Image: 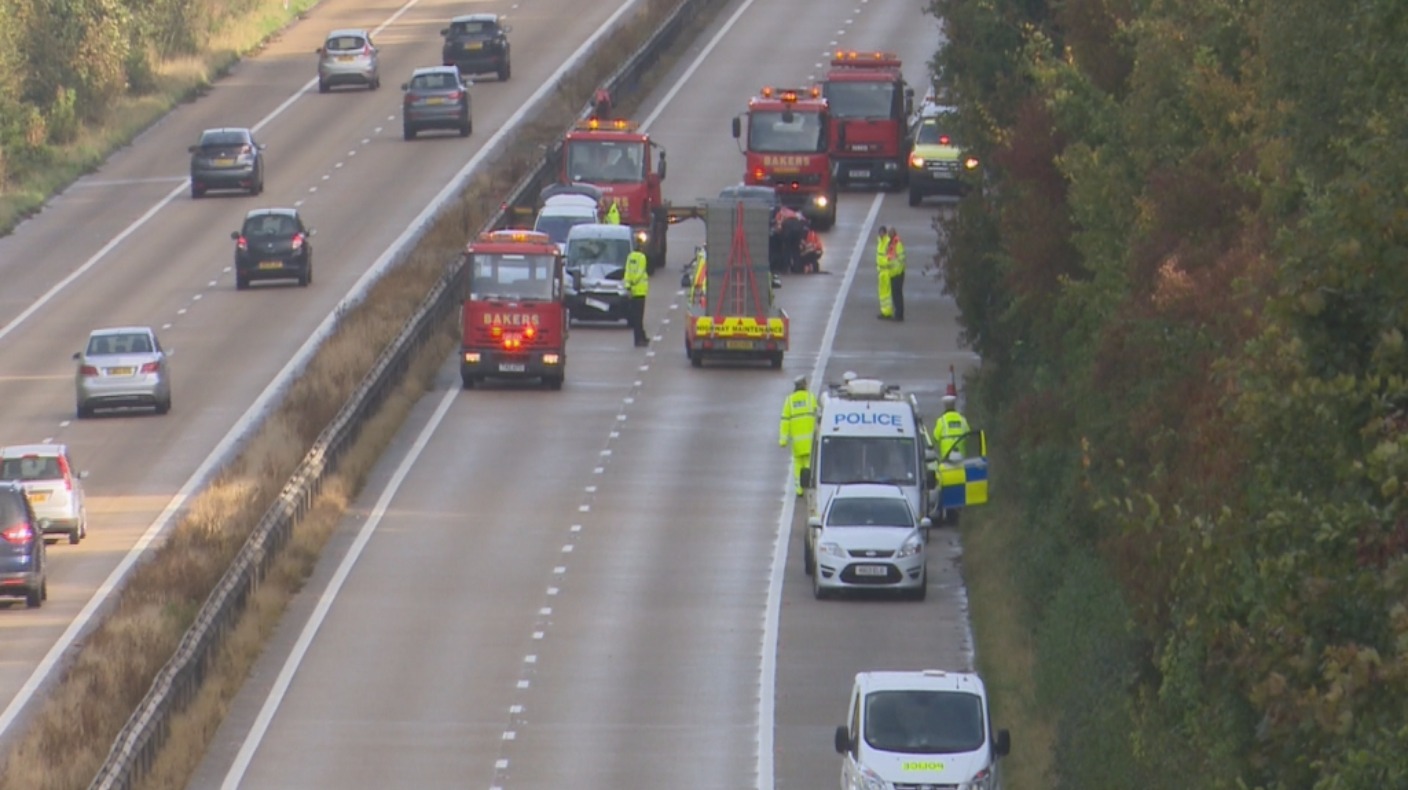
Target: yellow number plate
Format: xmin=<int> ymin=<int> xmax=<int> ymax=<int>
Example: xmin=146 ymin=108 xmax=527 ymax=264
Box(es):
xmin=725 ymin=340 xmax=755 ymax=350
xmin=108 ymin=367 xmax=135 ymax=376
xmin=27 ymin=492 xmax=50 ymax=503
xmin=465 ymin=42 xmax=483 ymax=50
xmin=259 ymin=261 xmax=282 ymax=270
xmin=214 ymin=158 xmax=235 ymax=166
xmin=426 ymin=97 xmax=446 ymax=105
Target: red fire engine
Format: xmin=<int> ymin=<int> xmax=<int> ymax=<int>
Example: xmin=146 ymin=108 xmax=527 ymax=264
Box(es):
xmin=733 ymin=85 xmax=837 ymax=230
xmin=821 ymin=51 xmax=914 ymax=190
xmin=460 ymin=230 xmax=568 ymax=390
xmin=558 ymin=117 xmax=669 ymax=273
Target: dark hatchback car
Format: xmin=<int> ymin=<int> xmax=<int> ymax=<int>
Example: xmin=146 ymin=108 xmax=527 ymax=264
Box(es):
xmin=189 ymin=127 xmax=265 ymax=198
xmin=232 ymin=208 xmax=315 ymax=289
xmin=401 ymin=67 xmax=473 ymax=140
xmin=441 ymin=13 xmax=511 ymax=81
xmin=0 ymin=482 xmax=47 ymax=609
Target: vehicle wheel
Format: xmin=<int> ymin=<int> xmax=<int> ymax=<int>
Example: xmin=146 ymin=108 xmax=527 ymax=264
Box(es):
xmin=190 ymin=183 xmax=204 ymax=199
xmin=155 ymin=396 xmax=171 ymax=416
xmin=770 ymin=352 xmax=784 ymax=369
xmin=370 ymin=77 xmax=380 ymax=90
xmin=498 ymin=59 xmax=510 ymax=81
xmin=41 ymin=578 xmax=47 ymax=601
xmin=544 ymin=376 xmax=564 ymax=391
xmin=26 ymin=585 xmax=42 ymax=608
xmin=803 ymin=537 xmax=814 ymax=576
xmin=690 ymin=351 xmax=703 ymax=368
xmin=236 ymin=274 xmax=249 ymax=291
xmin=909 ymin=187 xmax=922 ymax=207
xmin=318 ymin=79 xmax=329 ymax=94
xmin=68 ymin=528 xmax=80 ymax=546
xmin=299 ymin=265 xmax=311 ymax=287
xmin=78 ymin=519 xmax=86 ymax=541
xmin=461 ymin=372 xmax=476 ymax=389
xmin=76 ymin=402 xmax=92 ymax=420
xmin=812 ymin=569 xmax=828 ymax=600
xmin=403 ymin=124 xmax=416 ymax=141
xmin=910 ymin=572 xmax=928 ymax=601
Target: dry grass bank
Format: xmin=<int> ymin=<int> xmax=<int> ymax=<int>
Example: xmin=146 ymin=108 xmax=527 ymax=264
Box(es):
xmin=0 ymin=0 xmax=322 ymax=234
xmin=962 ymin=506 xmax=1057 ymax=789
xmin=0 ymin=2 xmax=704 ymax=788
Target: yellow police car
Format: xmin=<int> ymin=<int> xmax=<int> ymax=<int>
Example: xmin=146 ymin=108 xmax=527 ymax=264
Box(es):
xmin=906 ymin=103 xmax=979 ymax=206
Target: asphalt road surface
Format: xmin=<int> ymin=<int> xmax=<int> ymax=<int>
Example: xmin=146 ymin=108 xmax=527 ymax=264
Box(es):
xmin=189 ymin=0 xmax=980 ymax=788
xmin=0 ymin=0 xmax=650 ymax=749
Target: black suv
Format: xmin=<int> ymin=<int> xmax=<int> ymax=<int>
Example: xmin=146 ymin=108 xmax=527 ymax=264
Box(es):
xmin=0 ymin=482 xmax=47 ymax=608
xmin=231 ymin=208 xmax=315 ymax=289
xmin=441 ymin=13 xmax=511 ymax=81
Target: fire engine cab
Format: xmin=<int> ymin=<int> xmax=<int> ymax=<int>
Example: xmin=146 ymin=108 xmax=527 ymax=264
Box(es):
xmin=821 ymin=51 xmax=914 ymax=190
xmin=558 ymin=117 xmax=669 ymax=274
xmin=460 ymin=230 xmax=568 ymax=390
xmin=733 ymin=85 xmax=837 ymax=230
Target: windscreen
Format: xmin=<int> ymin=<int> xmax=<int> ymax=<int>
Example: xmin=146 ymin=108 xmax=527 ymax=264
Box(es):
xmin=566 ymin=140 xmax=646 ymax=183
xmin=471 ymin=253 xmax=556 ymax=301
xmin=567 ymin=237 xmax=632 ymax=267
xmin=864 ymin=690 xmax=985 ymax=754
xmin=824 ymin=81 xmax=899 ymax=119
xmin=825 ymin=497 xmax=914 ymax=528
xmin=817 ymin=436 xmax=917 ymax=485
xmin=747 ymin=110 xmax=826 ymax=153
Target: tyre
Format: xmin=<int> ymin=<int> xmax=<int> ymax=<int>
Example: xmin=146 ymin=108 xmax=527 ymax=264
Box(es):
xmin=770 ymin=352 xmax=784 ymax=369
xmin=236 ymin=274 xmax=249 ymax=291
xmin=803 ymin=537 xmax=815 ymax=576
xmin=318 ymin=79 xmax=329 ymax=94
xmin=26 ymin=584 xmax=41 ymax=608
xmin=909 ymin=187 xmax=922 ymax=207
xmin=498 ymin=59 xmax=510 ymax=81
xmin=544 ymin=375 xmax=564 ymax=391
xmin=370 ymin=77 xmax=380 ymax=90
xmin=76 ymin=401 xmax=92 ymax=420
xmin=460 ymin=372 xmax=476 ymax=389
xmin=812 ymin=570 xmax=828 ymax=600
xmin=298 ymin=263 xmax=311 ymax=287
xmin=403 ymin=124 xmax=416 ymax=141
xmin=459 ymin=119 xmax=471 ymax=137
xmin=690 ymin=351 xmax=703 ymax=368
xmin=190 ymin=183 xmax=204 ymax=199
xmin=909 ymin=572 xmax=928 ymax=602
xmin=68 ymin=527 xmax=80 ymax=545
xmin=155 ymin=396 xmax=171 ymax=416
xmin=78 ymin=519 xmax=86 ymax=542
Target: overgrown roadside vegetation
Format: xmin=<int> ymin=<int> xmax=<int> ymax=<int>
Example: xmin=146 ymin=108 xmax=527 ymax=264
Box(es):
xmin=0 ymin=2 xmax=714 ymax=787
xmin=0 ymin=0 xmax=322 ymax=234
xmin=926 ymin=0 xmax=1408 ymax=786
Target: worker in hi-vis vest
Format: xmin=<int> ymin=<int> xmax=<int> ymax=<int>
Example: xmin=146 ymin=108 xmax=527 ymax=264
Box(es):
xmin=779 ymin=375 xmax=819 ymax=496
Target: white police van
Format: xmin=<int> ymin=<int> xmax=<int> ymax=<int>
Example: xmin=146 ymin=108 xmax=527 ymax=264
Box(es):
xmin=801 ymin=376 xmax=936 ymax=573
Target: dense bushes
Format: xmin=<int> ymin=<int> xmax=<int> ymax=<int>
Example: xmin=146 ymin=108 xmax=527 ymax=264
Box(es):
xmin=927 ymin=0 xmax=1408 ymax=786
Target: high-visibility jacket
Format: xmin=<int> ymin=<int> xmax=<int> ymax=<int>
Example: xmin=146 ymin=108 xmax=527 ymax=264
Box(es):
xmin=887 ymin=234 xmax=906 ymax=275
xmin=779 ymin=389 xmax=818 ymax=454
xmin=624 ymin=250 xmax=649 ymax=297
xmin=689 ymin=249 xmax=708 ymax=306
xmin=605 ymin=202 xmax=622 ymax=225
xmin=934 ymin=409 xmax=970 ymax=457
xmin=875 ymin=234 xmax=890 ymax=272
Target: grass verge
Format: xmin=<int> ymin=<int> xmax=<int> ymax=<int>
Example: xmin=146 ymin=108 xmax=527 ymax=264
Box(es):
xmin=0 ymin=0 xmax=321 ymax=235
xmin=0 ymin=1 xmax=715 ymax=787
xmin=962 ymin=504 xmax=1057 ymax=789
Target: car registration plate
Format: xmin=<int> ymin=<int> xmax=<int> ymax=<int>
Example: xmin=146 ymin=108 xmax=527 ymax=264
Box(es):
xmin=849 ymin=168 xmax=871 ymax=179
xmin=259 ymin=261 xmax=283 ymax=270
xmin=584 ymin=297 xmax=610 ymax=312
xmin=854 ymin=565 xmax=888 ymax=576
xmin=725 ymin=340 xmax=754 ymax=350
xmin=107 ymin=366 xmax=135 ymax=376
xmin=215 ymin=158 xmax=235 ymax=166
xmin=426 ymin=97 xmax=446 ymax=105
xmin=465 ymin=42 xmax=483 ymax=50
xmin=27 ymin=491 xmax=49 ymax=503
xmin=499 ymin=362 xmax=526 ymax=373
xmin=337 ymin=55 xmax=355 ymax=62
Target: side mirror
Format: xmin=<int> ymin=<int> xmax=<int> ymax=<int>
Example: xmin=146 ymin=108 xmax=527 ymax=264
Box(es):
xmin=807 ymin=516 xmax=821 ymax=528
xmin=919 ymin=517 xmax=933 ymax=529
xmin=230 ymin=231 xmax=240 ymax=240
xmin=79 ymin=470 xmax=91 ymax=480
xmin=316 ymin=47 xmax=324 ymax=54
xmin=187 ymin=145 xmax=198 ymax=153
xmin=834 ymin=725 xmax=851 ymax=755
xmin=994 ymin=728 xmax=1011 ymax=757
xmin=799 ymin=467 xmax=812 ymax=488
xmin=257 ymin=143 xmax=267 ymax=150
xmin=731 ymin=117 xmax=742 ymax=139
xmin=440 ymin=28 xmax=450 ymax=36
xmin=657 ymin=150 xmax=667 ymax=180
xmin=72 ymin=351 xmax=81 ymax=361
xmin=401 ymin=83 xmax=409 ymax=90
xmin=37 ymin=518 xmax=52 ymax=533
xmin=307 ymin=228 xmax=317 ymax=237
xmin=503 ymin=25 xmax=513 ymax=33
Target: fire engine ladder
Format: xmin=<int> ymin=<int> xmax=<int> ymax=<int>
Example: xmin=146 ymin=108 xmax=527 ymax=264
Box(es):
xmin=714 ymin=200 xmax=768 ymax=325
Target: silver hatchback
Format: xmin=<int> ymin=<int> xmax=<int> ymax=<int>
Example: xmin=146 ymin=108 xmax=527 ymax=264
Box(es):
xmin=317 ymin=29 xmax=380 ymax=92
xmin=74 ymin=326 xmax=172 ymax=418
xmin=0 ymin=444 xmax=88 ymax=544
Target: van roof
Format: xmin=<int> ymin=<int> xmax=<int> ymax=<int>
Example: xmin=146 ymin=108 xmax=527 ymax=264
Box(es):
xmin=566 ymin=223 xmax=634 ymax=241
xmin=855 ymin=669 xmax=987 ymax=695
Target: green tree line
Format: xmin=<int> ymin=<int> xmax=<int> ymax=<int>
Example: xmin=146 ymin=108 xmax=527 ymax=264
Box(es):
xmin=926 ymin=0 xmax=1408 ymax=786
xmin=0 ymin=0 xmax=249 ymax=189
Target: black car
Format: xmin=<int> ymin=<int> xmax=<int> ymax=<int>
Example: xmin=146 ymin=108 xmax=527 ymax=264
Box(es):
xmin=401 ymin=67 xmax=473 ymax=140
xmin=232 ymin=208 xmax=315 ymax=289
xmin=0 ymin=482 xmax=47 ymax=609
xmin=189 ymin=127 xmax=265 ymax=198
xmin=440 ymin=13 xmax=511 ymax=81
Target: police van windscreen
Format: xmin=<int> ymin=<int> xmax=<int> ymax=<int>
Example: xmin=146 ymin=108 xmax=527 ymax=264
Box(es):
xmin=567 ymin=141 xmax=646 ymax=183
xmin=823 ymin=81 xmax=899 ymax=119
xmin=817 ymin=436 xmax=917 ymax=485
xmin=471 ymin=254 xmax=556 ymax=300
xmin=748 ymin=111 xmax=827 ymax=153
xmin=864 ymin=690 xmax=985 ymax=754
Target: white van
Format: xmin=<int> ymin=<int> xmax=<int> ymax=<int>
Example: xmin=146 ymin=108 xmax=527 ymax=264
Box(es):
xmin=534 ymin=194 xmax=600 ymax=254
xmin=802 ymin=376 xmax=936 ymax=540
xmin=835 ymin=669 xmax=1011 ymax=789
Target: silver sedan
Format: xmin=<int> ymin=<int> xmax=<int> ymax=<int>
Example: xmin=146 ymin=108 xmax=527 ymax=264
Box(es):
xmin=73 ymin=326 xmax=172 ymax=418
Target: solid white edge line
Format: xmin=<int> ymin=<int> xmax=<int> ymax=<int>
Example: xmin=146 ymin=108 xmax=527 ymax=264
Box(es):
xmin=758 ymin=194 xmax=884 ymax=790
xmin=0 ymin=0 xmax=642 ymax=740
xmin=218 ymin=387 xmax=460 ymax=790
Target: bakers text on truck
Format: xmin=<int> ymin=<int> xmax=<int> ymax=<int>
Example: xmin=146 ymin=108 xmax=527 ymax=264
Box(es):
xmin=733 ymin=85 xmax=837 ymax=230
xmin=821 ymin=51 xmax=914 ymax=190
xmin=460 ymin=230 xmax=568 ymax=390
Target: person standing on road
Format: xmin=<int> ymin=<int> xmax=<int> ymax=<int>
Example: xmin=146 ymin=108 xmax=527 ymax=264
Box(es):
xmin=605 ymin=200 xmax=622 ymax=225
xmin=875 ymin=224 xmax=894 ymax=319
xmin=779 ymin=375 xmax=819 ymax=496
xmin=887 ymin=227 xmax=907 ymax=321
xmin=933 ymin=386 xmax=970 ymax=459
xmin=624 ymin=245 xmax=650 ymax=347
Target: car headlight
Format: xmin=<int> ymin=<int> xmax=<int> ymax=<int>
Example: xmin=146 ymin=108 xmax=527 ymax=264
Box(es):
xmin=635 ymin=230 xmax=649 ymax=244
xmin=814 ymin=194 xmax=829 ymax=208
xmin=855 ymin=764 xmax=890 ymax=790
xmin=818 ymin=541 xmax=845 ymax=558
xmin=897 ymin=534 xmax=923 ymax=558
xmin=909 ymin=153 xmax=925 ymax=169
xmin=964 ymin=156 xmax=980 ymax=170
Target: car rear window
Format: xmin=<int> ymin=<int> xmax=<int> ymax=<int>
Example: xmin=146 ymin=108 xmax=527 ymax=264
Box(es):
xmin=244 ymin=214 xmax=297 ymax=236
xmin=0 ymin=490 xmax=29 ymax=526
xmin=0 ymin=456 xmax=61 ymax=482
xmin=411 ymin=73 xmax=458 ymax=91
xmin=199 ymin=130 xmax=248 ymax=147
xmin=451 ymin=21 xmax=493 ymax=35
xmin=87 ymin=333 xmax=153 ymax=355
xmin=326 ymin=35 xmax=366 ymax=51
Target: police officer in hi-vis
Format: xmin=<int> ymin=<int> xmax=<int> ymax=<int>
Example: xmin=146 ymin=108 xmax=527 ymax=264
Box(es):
xmin=779 ymin=375 xmax=819 ymax=496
